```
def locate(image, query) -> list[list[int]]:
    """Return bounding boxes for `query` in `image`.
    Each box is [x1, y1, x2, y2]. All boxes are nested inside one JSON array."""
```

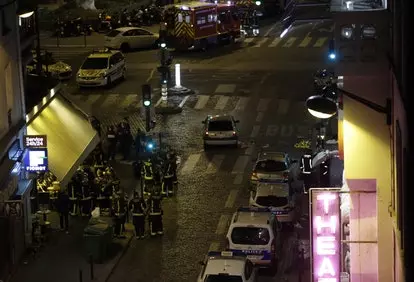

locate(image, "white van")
[[225, 207, 282, 269]]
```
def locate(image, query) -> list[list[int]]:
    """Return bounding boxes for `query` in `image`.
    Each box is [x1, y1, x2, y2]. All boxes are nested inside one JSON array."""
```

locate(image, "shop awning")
[[27, 94, 100, 187]]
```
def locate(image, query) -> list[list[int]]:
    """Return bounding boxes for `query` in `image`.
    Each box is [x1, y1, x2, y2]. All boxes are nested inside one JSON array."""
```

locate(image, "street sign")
[[24, 135, 47, 148]]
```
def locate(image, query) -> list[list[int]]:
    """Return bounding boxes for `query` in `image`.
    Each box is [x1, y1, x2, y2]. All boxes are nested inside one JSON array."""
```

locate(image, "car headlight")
[[100, 73, 106, 78]]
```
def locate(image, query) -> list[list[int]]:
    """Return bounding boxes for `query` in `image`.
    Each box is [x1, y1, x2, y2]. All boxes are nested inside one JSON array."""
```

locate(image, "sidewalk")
[[9, 213, 133, 282]]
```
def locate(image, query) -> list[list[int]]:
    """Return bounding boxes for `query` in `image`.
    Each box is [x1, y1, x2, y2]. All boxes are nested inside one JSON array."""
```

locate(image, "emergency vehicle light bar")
[[208, 251, 247, 257], [237, 207, 271, 213]]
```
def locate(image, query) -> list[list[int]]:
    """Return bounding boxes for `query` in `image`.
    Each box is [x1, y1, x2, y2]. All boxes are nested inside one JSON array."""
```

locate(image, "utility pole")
[[142, 84, 152, 132], [157, 22, 170, 105]]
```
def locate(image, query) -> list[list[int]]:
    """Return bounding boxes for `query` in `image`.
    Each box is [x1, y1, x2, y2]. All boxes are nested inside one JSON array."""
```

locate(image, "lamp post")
[[305, 88, 392, 125]]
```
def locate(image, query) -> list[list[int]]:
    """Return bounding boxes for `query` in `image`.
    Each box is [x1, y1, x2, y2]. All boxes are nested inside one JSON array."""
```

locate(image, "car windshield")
[[106, 30, 121, 37], [231, 227, 270, 245], [255, 160, 287, 173], [208, 120, 233, 131], [256, 196, 288, 207], [205, 275, 243, 282], [81, 58, 108, 70]]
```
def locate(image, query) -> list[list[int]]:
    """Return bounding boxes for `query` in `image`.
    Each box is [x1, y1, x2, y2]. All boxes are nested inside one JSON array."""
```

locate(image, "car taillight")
[[225, 239, 230, 250], [283, 172, 289, 179], [232, 131, 236, 136], [205, 131, 209, 136], [252, 171, 257, 179]]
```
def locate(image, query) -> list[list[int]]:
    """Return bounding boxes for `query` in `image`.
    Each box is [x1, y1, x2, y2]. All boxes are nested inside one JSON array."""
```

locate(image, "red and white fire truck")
[[161, 1, 241, 50]]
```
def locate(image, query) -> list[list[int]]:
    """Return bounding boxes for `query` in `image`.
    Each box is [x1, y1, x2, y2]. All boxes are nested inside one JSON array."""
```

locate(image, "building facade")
[[331, 0, 407, 281]]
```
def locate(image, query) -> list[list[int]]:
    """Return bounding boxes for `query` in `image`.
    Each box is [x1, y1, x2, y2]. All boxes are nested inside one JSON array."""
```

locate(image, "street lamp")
[[306, 89, 392, 125]]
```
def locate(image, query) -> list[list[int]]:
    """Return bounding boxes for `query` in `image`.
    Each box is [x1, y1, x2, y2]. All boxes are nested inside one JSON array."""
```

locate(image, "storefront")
[[25, 85, 100, 188]]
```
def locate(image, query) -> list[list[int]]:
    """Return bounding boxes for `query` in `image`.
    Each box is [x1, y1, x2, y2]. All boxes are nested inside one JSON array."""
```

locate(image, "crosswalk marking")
[[208, 242, 220, 252], [119, 95, 139, 108], [256, 112, 264, 122], [298, 37, 312, 47], [233, 174, 243, 185], [84, 94, 101, 104], [180, 153, 201, 174], [225, 190, 238, 208], [234, 97, 249, 111], [253, 38, 269, 47], [277, 99, 290, 115], [313, 37, 328, 47], [244, 37, 255, 43], [283, 37, 297, 48], [215, 84, 236, 93], [206, 154, 225, 174], [101, 94, 119, 107], [231, 156, 249, 174], [214, 95, 230, 110], [268, 38, 282, 47], [250, 125, 260, 138], [194, 95, 210, 109], [216, 215, 230, 235], [266, 125, 279, 136], [245, 144, 256, 156], [257, 98, 270, 111]]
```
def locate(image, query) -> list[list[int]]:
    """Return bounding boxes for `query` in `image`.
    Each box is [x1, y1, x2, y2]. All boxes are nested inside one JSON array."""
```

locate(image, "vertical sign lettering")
[[311, 189, 340, 282]]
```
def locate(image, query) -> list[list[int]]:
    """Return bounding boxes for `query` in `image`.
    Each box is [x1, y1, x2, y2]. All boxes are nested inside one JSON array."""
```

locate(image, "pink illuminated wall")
[[311, 189, 341, 282]]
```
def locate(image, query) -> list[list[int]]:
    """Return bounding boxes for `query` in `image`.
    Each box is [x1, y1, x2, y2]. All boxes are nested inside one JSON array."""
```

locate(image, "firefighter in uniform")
[[162, 159, 174, 197], [111, 191, 126, 237], [142, 159, 154, 195], [130, 192, 147, 239], [169, 152, 178, 187], [300, 152, 313, 193], [148, 189, 163, 236]]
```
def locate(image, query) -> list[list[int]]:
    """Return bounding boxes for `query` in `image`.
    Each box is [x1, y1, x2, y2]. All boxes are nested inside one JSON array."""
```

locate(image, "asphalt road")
[[39, 17, 327, 282]]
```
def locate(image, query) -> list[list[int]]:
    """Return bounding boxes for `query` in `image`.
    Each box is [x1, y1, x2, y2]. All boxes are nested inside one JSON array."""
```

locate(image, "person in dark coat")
[[107, 126, 117, 161], [56, 191, 70, 233], [90, 116, 102, 137]]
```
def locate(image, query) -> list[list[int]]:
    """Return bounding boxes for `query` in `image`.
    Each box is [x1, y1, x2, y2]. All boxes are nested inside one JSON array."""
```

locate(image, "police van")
[[197, 251, 257, 282], [225, 207, 282, 269]]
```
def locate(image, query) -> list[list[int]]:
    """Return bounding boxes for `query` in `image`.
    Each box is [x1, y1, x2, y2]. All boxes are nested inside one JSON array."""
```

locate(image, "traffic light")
[[142, 84, 151, 107], [328, 39, 336, 60]]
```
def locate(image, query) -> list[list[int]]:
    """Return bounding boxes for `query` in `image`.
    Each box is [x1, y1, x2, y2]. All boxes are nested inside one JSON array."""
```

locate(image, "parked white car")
[[104, 27, 159, 51]]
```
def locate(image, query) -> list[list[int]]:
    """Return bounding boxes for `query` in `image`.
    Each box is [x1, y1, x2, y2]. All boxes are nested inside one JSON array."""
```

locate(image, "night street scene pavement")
[[9, 0, 343, 281]]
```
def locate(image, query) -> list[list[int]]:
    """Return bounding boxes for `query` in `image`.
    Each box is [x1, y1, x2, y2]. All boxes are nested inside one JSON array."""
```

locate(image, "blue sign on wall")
[[24, 148, 48, 172]]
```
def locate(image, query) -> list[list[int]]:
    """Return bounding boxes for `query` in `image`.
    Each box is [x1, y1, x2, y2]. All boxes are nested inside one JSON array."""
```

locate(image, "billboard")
[[310, 188, 341, 282], [24, 148, 48, 172]]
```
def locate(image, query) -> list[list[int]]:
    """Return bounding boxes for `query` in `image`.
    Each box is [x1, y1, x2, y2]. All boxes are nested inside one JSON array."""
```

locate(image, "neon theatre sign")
[[311, 189, 340, 282]]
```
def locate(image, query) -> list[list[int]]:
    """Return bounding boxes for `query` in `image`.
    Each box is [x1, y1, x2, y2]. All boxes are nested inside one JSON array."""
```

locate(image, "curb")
[[168, 87, 195, 96], [104, 226, 134, 282], [155, 105, 183, 114]]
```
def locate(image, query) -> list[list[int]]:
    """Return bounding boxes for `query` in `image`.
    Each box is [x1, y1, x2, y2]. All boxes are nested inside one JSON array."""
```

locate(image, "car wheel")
[[200, 39, 208, 51], [121, 68, 126, 80], [121, 43, 130, 52], [106, 76, 112, 88]]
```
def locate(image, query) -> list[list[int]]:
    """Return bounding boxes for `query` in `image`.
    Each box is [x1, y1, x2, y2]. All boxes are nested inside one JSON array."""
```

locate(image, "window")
[[135, 29, 152, 36], [185, 15, 190, 23], [231, 227, 270, 245], [81, 58, 109, 69], [106, 30, 121, 37], [205, 275, 243, 282], [177, 13, 183, 22], [256, 196, 288, 207], [208, 120, 233, 131], [207, 14, 216, 23], [255, 160, 287, 173], [197, 16, 206, 25]]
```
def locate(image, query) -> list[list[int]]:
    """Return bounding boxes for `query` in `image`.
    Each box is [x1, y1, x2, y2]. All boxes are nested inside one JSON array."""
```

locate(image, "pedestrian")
[[162, 159, 174, 197], [129, 192, 147, 239], [56, 191, 70, 234], [148, 189, 163, 236], [90, 116, 102, 137], [142, 158, 154, 195], [106, 126, 117, 161], [111, 191, 125, 238], [134, 129, 145, 158]]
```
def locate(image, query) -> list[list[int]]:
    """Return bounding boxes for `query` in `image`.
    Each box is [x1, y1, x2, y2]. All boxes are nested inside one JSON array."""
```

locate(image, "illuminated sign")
[[24, 135, 47, 148], [24, 148, 48, 172], [310, 189, 340, 282]]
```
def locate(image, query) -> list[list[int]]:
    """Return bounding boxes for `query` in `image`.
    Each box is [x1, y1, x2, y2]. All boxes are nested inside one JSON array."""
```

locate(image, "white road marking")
[[244, 37, 255, 43], [277, 99, 290, 115], [178, 95, 190, 108], [233, 174, 243, 185], [155, 97, 163, 107], [208, 242, 220, 252], [180, 154, 201, 174], [298, 37, 312, 47], [266, 125, 280, 136], [194, 95, 210, 109], [245, 144, 256, 156], [256, 112, 264, 122], [281, 125, 294, 137], [257, 98, 270, 111], [268, 38, 282, 47], [215, 84, 236, 93], [214, 95, 230, 110], [231, 156, 249, 174], [250, 125, 260, 138], [85, 94, 101, 104], [314, 37, 328, 47], [282, 37, 297, 48], [206, 154, 225, 174], [225, 190, 238, 208], [119, 94, 139, 108], [264, 22, 280, 37], [234, 97, 249, 111], [253, 38, 269, 47], [216, 215, 230, 235]]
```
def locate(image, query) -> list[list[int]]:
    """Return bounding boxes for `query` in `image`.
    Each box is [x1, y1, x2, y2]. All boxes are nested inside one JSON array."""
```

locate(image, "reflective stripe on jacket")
[[132, 213, 145, 216]]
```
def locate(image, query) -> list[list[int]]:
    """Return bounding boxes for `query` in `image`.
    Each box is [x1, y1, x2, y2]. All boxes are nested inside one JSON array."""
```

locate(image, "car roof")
[[87, 49, 120, 58], [232, 211, 272, 226], [115, 27, 151, 33], [207, 115, 234, 121], [173, 1, 217, 9], [257, 151, 287, 161], [204, 257, 246, 276], [256, 183, 289, 197]]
